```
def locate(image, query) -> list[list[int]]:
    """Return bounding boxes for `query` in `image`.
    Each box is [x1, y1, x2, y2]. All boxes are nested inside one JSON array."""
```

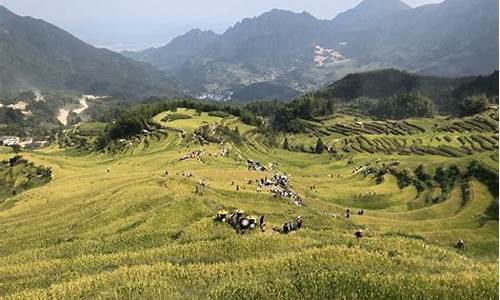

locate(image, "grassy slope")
[[0, 109, 498, 299]]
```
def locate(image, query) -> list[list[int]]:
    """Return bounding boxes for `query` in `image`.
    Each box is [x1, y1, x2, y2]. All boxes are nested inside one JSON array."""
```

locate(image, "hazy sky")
[[0, 0, 443, 50]]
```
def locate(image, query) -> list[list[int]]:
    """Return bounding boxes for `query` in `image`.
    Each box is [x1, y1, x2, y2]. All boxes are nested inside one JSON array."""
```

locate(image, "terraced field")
[[0, 108, 498, 299], [285, 111, 499, 159]]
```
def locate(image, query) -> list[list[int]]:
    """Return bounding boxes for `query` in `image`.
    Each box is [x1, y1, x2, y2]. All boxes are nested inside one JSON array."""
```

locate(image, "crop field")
[[0, 108, 498, 299]]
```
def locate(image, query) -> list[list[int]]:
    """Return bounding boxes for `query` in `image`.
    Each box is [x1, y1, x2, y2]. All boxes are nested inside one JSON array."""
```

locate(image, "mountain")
[[218, 9, 333, 66], [124, 0, 498, 102], [0, 6, 182, 99], [123, 29, 220, 70], [331, 0, 410, 31], [124, 9, 339, 99], [342, 0, 499, 76]]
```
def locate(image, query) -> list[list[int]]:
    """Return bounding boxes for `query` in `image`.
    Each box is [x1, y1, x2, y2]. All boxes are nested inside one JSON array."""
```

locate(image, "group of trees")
[[0, 90, 79, 137], [244, 90, 437, 130], [96, 99, 260, 148], [457, 95, 491, 116], [244, 95, 337, 132], [369, 92, 436, 119]]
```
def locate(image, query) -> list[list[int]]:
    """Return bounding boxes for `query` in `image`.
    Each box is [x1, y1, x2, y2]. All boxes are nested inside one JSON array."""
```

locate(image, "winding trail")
[[57, 95, 98, 126]]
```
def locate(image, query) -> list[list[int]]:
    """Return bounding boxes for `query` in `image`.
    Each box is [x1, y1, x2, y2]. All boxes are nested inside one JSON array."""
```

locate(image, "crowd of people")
[[215, 209, 264, 234], [264, 173, 303, 206], [215, 210, 305, 236]]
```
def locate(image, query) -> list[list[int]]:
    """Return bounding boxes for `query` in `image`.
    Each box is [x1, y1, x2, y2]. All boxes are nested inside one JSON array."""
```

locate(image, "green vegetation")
[[370, 92, 435, 119], [161, 113, 192, 122], [305, 69, 498, 119], [314, 137, 325, 154], [0, 154, 52, 205], [0, 91, 74, 137], [96, 100, 258, 148], [459, 95, 491, 116], [208, 111, 230, 118]]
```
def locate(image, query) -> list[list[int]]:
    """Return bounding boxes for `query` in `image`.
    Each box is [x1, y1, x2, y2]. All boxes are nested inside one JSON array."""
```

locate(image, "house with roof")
[[0, 136, 20, 147]]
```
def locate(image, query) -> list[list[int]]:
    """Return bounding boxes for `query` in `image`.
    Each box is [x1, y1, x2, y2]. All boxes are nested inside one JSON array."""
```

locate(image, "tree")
[[240, 111, 256, 125], [354, 97, 378, 114], [415, 165, 432, 187], [459, 95, 490, 116], [315, 138, 325, 154], [283, 137, 290, 150]]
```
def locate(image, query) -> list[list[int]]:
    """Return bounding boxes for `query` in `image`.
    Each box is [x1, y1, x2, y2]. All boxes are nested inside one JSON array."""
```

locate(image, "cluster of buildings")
[[0, 136, 48, 149]]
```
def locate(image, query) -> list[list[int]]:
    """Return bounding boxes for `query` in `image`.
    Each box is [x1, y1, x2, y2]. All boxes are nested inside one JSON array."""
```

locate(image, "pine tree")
[[315, 138, 325, 154]]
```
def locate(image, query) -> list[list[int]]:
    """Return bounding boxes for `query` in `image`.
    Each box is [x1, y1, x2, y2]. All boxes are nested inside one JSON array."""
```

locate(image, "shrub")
[[315, 138, 325, 154], [161, 113, 191, 122], [208, 111, 230, 118], [434, 165, 461, 195]]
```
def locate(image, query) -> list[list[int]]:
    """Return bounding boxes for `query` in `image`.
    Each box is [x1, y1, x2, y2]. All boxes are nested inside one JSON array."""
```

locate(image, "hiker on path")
[[259, 216, 266, 232]]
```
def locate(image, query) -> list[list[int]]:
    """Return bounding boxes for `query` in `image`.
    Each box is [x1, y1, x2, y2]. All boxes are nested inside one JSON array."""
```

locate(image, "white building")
[[0, 136, 20, 146]]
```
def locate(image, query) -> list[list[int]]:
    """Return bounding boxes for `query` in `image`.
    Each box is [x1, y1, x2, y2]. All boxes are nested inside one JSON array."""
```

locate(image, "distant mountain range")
[[0, 6, 182, 99], [0, 0, 497, 102], [124, 0, 499, 101]]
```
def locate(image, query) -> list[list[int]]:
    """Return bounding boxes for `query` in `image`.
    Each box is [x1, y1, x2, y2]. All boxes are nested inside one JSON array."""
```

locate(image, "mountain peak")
[[183, 28, 217, 37], [258, 8, 318, 20], [355, 0, 410, 9], [224, 8, 322, 37], [332, 0, 410, 30]]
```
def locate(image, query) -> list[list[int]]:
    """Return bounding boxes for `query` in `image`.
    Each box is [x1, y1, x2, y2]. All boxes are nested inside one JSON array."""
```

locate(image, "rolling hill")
[[0, 105, 498, 298]]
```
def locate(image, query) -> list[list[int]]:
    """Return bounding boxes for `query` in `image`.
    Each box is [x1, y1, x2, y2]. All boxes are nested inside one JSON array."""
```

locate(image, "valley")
[[0, 0, 498, 298], [0, 107, 497, 299]]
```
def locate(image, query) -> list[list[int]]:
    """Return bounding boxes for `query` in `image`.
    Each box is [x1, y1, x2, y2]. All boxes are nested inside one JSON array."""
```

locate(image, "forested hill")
[[310, 69, 499, 113], [316, 69, 465, 101], [0, 6, 183, 99], [240, 69, 499, 132]]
